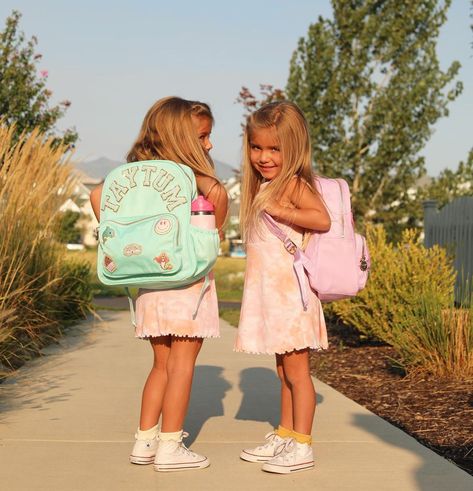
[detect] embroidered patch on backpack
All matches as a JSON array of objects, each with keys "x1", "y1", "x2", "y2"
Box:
[
  {"x1": 123, "y1": 243, "x2": 142, "y2": 256},
  {"x1": 154, "y1": 218, "x2": 172, "y2": 234},
  {"x1": 104, "y1": 255, "x2": 117, "y2": 272},
  {"x1": 154, "y1": 252, "x2": 173, "y2": 270},
  {"x1": 102, "y1": 226, "x2": 115, "y2": 243}
]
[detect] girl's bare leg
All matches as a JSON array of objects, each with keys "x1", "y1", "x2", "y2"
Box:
[
  {"x1": 280, "y1": 349, "x2": 315, "y2": 435},
  {"x1": 139, "y1": 336, "x2": 172, "y2": 430},
  {"x1": 276, "y1": 354, "x2": 294, "y2": 430},
  {"x1": 161, "y1": 336, "x2": 204, "y2": 432}
]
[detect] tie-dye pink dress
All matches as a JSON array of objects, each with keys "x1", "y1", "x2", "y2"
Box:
[
  {"x1": 134, "y1": 273, "x2": 219, "y2": 339},
  {"x1": 235, "y1": 211, "x2": 328, "y2": 355}
]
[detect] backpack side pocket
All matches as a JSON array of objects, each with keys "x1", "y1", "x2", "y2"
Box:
[{"x1": 189, "y1": 225, "x2": 220, "y2": 278}]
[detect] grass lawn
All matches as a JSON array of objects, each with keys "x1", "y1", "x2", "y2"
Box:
[
  {"x1": 213, "y1": 257, "x2": 245, "y2": 303},
  {"x1": 219, "y1": 309, "x2": 240, "y2": 327}
]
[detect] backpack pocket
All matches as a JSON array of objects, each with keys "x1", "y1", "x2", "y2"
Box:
[
  {"x1": 98, "y1": 213, "x2": 182, "y2": 281},
  {"x1": 189, "y1": 225, "x2": 220, "y2": 277}
]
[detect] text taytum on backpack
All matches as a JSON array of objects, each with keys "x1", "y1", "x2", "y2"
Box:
[
  {"x1": 96, "y1": 160, "x2": 220, "y2": 322},
  {"x1": 264, "y1": 177, "x2": 370, "y2": 308}
]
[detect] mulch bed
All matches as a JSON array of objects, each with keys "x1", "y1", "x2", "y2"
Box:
[{"x1": 310, "y1": 321, "x2": 473, "y2": 476}]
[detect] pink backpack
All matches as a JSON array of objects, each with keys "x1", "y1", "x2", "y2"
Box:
[{"x1": 263, "y1": 176, "x2": 370, "y2": 307}]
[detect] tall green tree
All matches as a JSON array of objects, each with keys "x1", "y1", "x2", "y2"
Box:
[
  {"x1": 0, "y1": 10, "x2": 77, "y2": 146},
  {"x1": 285, "y1": 0, "x2": 462, "y2": 238},
  {"x1": 423, "y1": 148, "x2": 473, "y2": 209}
]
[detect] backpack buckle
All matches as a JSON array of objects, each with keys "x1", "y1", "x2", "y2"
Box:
[{"x1": 284, "y1": 238, "x2": 297, "y2": 255}]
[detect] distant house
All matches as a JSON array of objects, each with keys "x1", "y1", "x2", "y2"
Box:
[
  {"x1": 60, "y1": 169, "x2": 102, "y2": 247},
  {"x1": 224, "y1": 176, "x2": 241, "y2": 239}
]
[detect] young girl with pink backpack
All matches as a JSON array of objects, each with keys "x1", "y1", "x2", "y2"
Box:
[
  {"x1": 236, "y1": 100, "x2": 369, "y2": 474},
  {"x1": 235, "y1": 101, "x2": 332, "y2": 474}
]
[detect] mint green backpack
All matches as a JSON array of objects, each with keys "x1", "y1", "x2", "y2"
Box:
[{"x1": 97, "y1": 160, "x2": 220, "y2": 323}]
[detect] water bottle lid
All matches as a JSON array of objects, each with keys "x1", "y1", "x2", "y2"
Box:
[{"x1": 191, "y1": 195, "x2": 214, "y2": 212}]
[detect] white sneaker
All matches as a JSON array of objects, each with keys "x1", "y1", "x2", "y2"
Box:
[
  {"x1": 153, "y1": 431, "x2": 209, "y2": 472},
  {"x1": 129, "y1": 436, "x2": 158, "y2": 465},
  {"x1": 240, "y1": 432, "x2": 288, "y2": 463},
  {"x1": 262, "y1": 439, "x2": 314, "y2": 474}
]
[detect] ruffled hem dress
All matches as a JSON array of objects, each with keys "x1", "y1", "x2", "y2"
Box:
[
  {"x1": 135, "y1": 272, "x2": 219, "y2": 339},
  {"x1": 235, "y1": 204, "x2": 328, "y2": 355}
]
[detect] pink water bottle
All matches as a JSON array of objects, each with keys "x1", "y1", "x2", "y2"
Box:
[{"x1": 191, "y1": 195, "x2": 215, "y2": 230}]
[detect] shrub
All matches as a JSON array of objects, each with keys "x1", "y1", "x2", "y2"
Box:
[
  {"x1": 56, "y1": 210, "x2": 82, "y2": 244},
  {"x1": 332, "y1": 225, "x2": 472, "y2": 377},
  {"x1": 333, "y1": 225, "x2": 456, "y2": 342},
  {"x1": 392, "y1": 297, "x2": 473, "y2": 378},
  {"x1": 54, "y1": 258, "x2": 93, "y2": 320}
]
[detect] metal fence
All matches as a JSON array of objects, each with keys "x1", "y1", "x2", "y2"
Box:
[{"x1": 423, "y1": 197, "x2": 473, "y2": 302}]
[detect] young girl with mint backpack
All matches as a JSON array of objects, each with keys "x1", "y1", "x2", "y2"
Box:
[{"x1": 90, "y1": 96, "x2": 228, "y2": 472}]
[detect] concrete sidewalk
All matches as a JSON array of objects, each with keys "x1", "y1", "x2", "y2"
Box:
[{"x1": 0, "y1": 311, "x2": 471, "y2": 490}]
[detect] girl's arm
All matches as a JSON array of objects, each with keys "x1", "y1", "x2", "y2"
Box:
[
  {"x1": 90, "y1": 183, "x2": 103, "y2": 221},
  {"x1": 265, "y1": 179, "x2": 331, "y2": 232},
  {"x1": 195, "y1": 176, "x2": 229, "y2": 240}
]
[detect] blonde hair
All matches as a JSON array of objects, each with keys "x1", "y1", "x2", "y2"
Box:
[
  {"x1": 239, "y1": 101, "x2": 315, "y2": 241},
  {"x1": 126, "y1": 96, "x2": 216, "y2": 179}
]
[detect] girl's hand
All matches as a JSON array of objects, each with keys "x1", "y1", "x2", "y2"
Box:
[
  {"x1": 264, "y1": 199, "x2": 283, "y2": 218},
  {"x1": 266, "y1": 178, "x2": 331, "y2": 231}
]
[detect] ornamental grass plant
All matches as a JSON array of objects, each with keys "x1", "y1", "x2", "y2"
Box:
[{"x1": 0, "y1": 125, "x2": 92, "y2": 375}]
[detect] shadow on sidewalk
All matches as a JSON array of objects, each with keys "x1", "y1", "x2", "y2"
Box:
[
  {"x1": 0, "y1": 314, "x2": 109, "y2": 420},
  {"x1": 352, "y1": 413, "x2": 470, "y2": 490},
  {"x1": 184, "y1": 365, "x2": 232, "y2": 445},
  {"x1": 234, "y1": 367, "x2": 324, "y2": 428}
]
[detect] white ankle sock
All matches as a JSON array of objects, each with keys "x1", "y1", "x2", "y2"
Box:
[
  {"x1": 136, "y1": 423, "x2": 159, "y2": 440},
  {"x1": 159, "y1": 430, "x2": 182, "y2": 442}
]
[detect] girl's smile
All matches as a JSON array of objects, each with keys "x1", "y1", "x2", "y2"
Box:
[{"x1": 249, "y1": 127, "x2": 282, "y2": 180}]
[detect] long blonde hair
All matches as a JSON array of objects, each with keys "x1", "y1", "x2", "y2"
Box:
[
  {"x1": 239, "y1": 101, "x2": 315, "y2": 241},
  {"x1": 126, "y1": 96, "x2": 216, "y2": 179}
]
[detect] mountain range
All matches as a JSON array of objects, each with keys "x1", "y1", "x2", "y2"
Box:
[{"x1": 74, "y1": 156, "x2": 238, "y2": 181}]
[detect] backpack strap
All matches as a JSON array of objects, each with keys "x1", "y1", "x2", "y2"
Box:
[
  {"x1": 262, "y1": 213, "x2": 312, "y2": 310},
  {"x1": 125, "y1": 287, "x2": 137, "y2": 327},
  {"x1": 192, "y1": 274, "x2": 211, "y2": 320},
  {"x1": 125, "y1": 277, "x2": 210, "y2": 327}
]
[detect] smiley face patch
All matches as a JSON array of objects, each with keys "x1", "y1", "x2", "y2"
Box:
[{"x1": 154, "y1": 218, "x2": 172, "y2": 234}]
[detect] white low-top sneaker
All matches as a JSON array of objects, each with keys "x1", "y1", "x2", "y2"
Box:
[
  {"x1": 129, "y1": 437, "x2": 158, "y2": 465},
  {"x1": 154, "y1": 431, "x2": 209, "y2": 472},
  {"x1": 262, "y1": 439, "x2": 314, "y2": 474},
  {"x1": 240, "y1": 432, "x2": 288, "y2": 463}
]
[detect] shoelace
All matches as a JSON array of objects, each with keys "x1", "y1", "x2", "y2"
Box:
[
  {"x1": 176, "y1": 432, "x2": 198, "y2": 458},
  {"x1": 276, "y1": 438, "x2": 296, "y2": 460},
  {"x1": 256, "y1": 432, "x2": 278, "y2": 449},
  {"x1": 256, "y1": 432, "x2": 287, "y2": 454}
]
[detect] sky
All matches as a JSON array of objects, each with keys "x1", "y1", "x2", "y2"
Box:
[{"x1": 1, "y1": 0, "x2": 471, "y2": 177}]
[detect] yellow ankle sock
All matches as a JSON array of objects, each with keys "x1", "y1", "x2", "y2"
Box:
[
  {"x1": 291, "y1": 430, "x2": 312, "y2": 445},
  {"x1": 275, "y1": 425, "x2": 293, "y2": 438}
]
